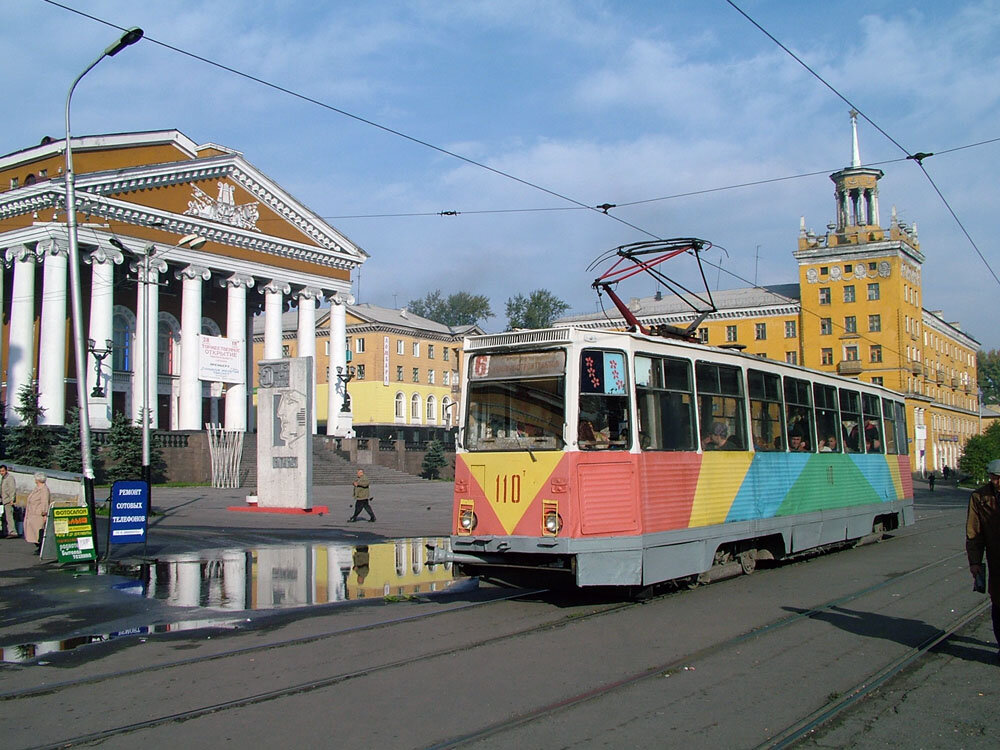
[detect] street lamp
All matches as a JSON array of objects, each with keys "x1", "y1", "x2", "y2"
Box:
[
  {"x1": 87, "y1": 338, "x2": 114, "y2": 398},
  {"x1": 336, "y1": 365, "x2": 356, "y2": 413},
  {"x1": 65, "y1": 26, "x2": 144, "y2": 552}
]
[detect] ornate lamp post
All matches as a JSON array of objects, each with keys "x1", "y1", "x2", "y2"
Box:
[
  {"x1": 87, "y1": 338, "x2": 114, "y2": 398},
  {"x1": 336, "y1": 365, "x2": 356, "y2": 412},
  {"x1": 65, "y1": 27, "x2": 144, "y2": 550}
]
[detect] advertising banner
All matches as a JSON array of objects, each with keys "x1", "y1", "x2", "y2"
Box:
[
  {"x1": 52, "y1": 506, "x2": 97, "y2": 563},
  {"x1": 109, "y1": 480, "x2": 149, "y2": 545},
  {"x1": 199, "y1": 334, "x2": 244, "y2": 383}
]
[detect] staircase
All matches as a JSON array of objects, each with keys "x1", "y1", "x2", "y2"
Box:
[{"x1": 238, "y1": 434, "x2": 424, "y2": 488}]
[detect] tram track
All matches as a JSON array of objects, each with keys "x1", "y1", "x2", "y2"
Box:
[{"x1": 12, "y1": 546, "x2": 968, "y2": 750}]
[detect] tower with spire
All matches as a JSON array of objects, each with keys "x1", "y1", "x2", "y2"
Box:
[{"x1": 793, "y1": 111, "x2": 925, "y2": 394}]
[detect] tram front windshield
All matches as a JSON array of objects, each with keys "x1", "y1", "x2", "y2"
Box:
[{"x1": 464, "y1": 351, "x2": 566, "y2": 451}]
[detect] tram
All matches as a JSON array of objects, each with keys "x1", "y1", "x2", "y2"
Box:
[{"x1": 429, "y1": 325, "x2": 914, "y2": 588}]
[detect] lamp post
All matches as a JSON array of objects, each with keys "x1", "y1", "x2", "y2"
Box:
[
  {"x1": 335, "y1": 365, "x2": 356, "y2": 413},
  {"x1": 65, "y1": 27, "x2": 144, "y2": 551},
  {"x1": 87, "y1": 338, "x2": 114, "y2": 398}
]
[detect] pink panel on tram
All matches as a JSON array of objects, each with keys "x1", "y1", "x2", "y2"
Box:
[
  {"x1": 638, "y1": 452, "x2": 702, "y2": 531},
  {"x1": 896, "y1": 455, "x2": 914, "y2": 497},
  {"x1": 575, "y1": 456, "x2": 639, "y2": 536}
]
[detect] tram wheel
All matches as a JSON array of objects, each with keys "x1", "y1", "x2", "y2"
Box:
[{"x1": 738, "y1": 550, "x2": 757, "y2": 575}]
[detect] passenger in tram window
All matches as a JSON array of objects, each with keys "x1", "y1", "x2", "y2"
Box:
[
  {"x1": 702, "y1": 421, "x2": 739, "y2": 451},
  {"x1": 819, "y1": 435, "x2": 838, "y2": 452},
  {"x1": 789, "y1": 432, "x2": 809, "y2": 452},
  {"x1": 864, "y1": 420, "x2": 881, "y2": 452},
  {"x1": 844, "y1": 422, "x2": 861, "y2": 452}
]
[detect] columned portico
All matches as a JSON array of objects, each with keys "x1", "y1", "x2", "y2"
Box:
[
  {"x1": 327, "y1": 291, "x2": 354, "y2": 437},
  {"x1": 222, "y1": 273, "x2": 254, "y2": 431},
  {"x1": 296, "y1": 286, "x2": 322, "y2": 433},
  {"x1": 84, "y1": 244, "x2": 123, "y2": 429},
  {"x1": 37, "y1": 240, "x2": 68, "y2": 425},
  {"x1": 178, "y1": 265, "x2": 212, "y2": 430},
  {"x1": 132, "y1": 253, "x2": 167, "y2": 429},
  {"x1": 5, "y1": 244, "x2": 39, "y2": 425}
]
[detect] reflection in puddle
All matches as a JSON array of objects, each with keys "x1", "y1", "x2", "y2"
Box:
[{"x1": 0, "y1": 538, "x2": 470, "y2": 664}]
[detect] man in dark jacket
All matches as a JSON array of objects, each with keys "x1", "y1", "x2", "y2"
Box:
[
  {"x1": 349, "y1": 469, "x2": 376, "y2": 523},
  {"x1": 966, "y1": 458, "x2": 1000, "y2": 658}
]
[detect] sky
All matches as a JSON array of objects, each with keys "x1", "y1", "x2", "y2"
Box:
[{"x1": 4, "y1": 0, "x2": 1000, "y2": 347}]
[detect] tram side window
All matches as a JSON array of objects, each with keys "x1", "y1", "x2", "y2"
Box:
[
  {"x1": 882, "y1": 397, "x2": 899, "y2": 454},
  {"x1": 839, "y1": 389, "x2": 863, "y2": 453},
  {"x1": 696, "y1": 361, "x2": 747, "y2": 451},
  {"x1": 814, "y1": 383, "x2": 841, "y2": 452},
  {"x1": 578, "y1": 349, "x2": 631, "y2": 450},
  {"x1": 894, "y1": 401, "x2": 908, "y2": 454},
  {"x1": 635, "y1": 354, "x2": 695, "y2": 451},
  {"x1": 748, "y1": 369, "x2": 784, "y2": 451},
  {"x1": 784, "y1": 377, "x2": 815, "y2": 452},
  {"x1": 862, "y1": 393, "x2": 884, "y2": 453}
]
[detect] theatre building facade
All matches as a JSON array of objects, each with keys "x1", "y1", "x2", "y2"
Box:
[{"x1": 0, "y1": 130, "x2": 365, "y2": 437}]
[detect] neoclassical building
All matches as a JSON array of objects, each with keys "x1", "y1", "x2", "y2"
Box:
[
  {"x1": 560, "y1": 115, "x2": 979, "y2": 474},
  {"x1": 0, "y1": 130, "x2": 365, "y2": 436}
]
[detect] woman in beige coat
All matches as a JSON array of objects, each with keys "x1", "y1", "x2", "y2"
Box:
[{"x1": 24, "y1": 473, "x2": 51, "y2": 549}]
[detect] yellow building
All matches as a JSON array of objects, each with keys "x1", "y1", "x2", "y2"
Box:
[
  {"x1": 253, "y1": 302, "x2": 479, "y2": 444},
  {"x1": 561, "y1": 114, "x2": 979, "y2": 475}
]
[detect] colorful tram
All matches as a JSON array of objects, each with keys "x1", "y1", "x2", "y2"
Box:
[{"x1": 430, "y1": 326, "x2": 914, "y2": 588}]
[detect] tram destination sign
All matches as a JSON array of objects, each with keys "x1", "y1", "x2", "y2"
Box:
[
  {"x1": 470, "y1": 351, "x2": 566, "y2": 380},
  {"x1": 109, "y1": 480, "x2": 149, "y2": 545},
  {"x1": 52, "y1": 506, "x2": 97, "y2": 563}
]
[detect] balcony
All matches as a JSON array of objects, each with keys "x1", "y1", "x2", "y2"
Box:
[
  {"x1": 951, "y1": 377, "x2": 960, "y2": 388},
  {"x1": 910, "y1": 362, "x2": 922, "y2": 375},
  {"x1": 837, "y1": 360, "x2": 863, "y2": 375}
]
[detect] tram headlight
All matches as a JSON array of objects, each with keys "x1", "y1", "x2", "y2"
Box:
[
  {"x1": 542, "y1": 499, "x2": 562, "y2": 536},
  {"x1": 459, "y1": 509, "x2": 478, "y2": 532}
]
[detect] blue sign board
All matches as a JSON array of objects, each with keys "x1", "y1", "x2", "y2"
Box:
[{"x1": 109, "y1": 480, "x2": 149, "y2": 545}]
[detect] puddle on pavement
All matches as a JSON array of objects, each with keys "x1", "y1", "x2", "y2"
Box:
[{"x1": 1, "y1": 536, "x2": 471, "y2": 664}]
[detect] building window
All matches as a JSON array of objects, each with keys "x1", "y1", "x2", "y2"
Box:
[
  {"x1": 397, "y1": 339, "x2": 404, "y2": 355},
  {"x1": 394, "y1": 392, "x2": 405, "y2": 419},
  {"x1": 755, "y1": 323, "x2": 767, "y2": 340},
  {"x1": 819, "y1": 287, "x2": 831, "y2": 305},
  {"x1": 396, "y1": 365, "x2": 403, "y2": 382},
  {"x1": 821, "y1": 348, "x2": 833, "y2": 366},
  {"x1": 845, "y1": 345, "x2": 859, "y2": 361},
  {"x1": 428, "y1": 369, "x2": 435, "y2": 384},
  {"x1": 870, "y1": 345, "x2": 883, "y2": 363},
  {"x1": 428, "y1": 344, "x2": 435, "y2": 359},
  {"x1": 158, "y1": 321, "x2": 175, "y2": 374},
  {"x1": 726, "y1": 325, "x2": 738, "y2": 342},
  {"x1": 872, "y1": 376, "x2": 884, "y2": 386},
  {"x1": 820, "y1": 266, "x2": 828, "y2": 275},
  {"x1": 820, "y1": 318, "x2": 832, "y2": 335},
  {"x1": 843, "y1": 285, "x2": 855, "y2": 303},
  {"x1": 443, "y1": 371, "x2": 451, "y2": 386},
  {"x1": 112, "y1": 312, "x2": 132, "y2": 371},
  {"x1": 412, "y1": 342, "x2": 420, "y2": 357},
  {"x1": 410, "y1": 393, "x2": 421, "y2": 421},
  {"x1": 844, "y1": 316, "x2": 857, "y2": 334},
  {"x1": 698, "y1": 327, "x2": 709, "y2": 343},
  {"x1": 356, "y1": 364, "x2": 365, "y2": 380},
  {"x1": 784, "y1": 320, "x2": 796, "y2": 338},
  {"x1": 868, "y1": 262, "x2": 877, "y2": 272},
  {"x1": 412, "y1": 367, "x2": 420, "y2": 383},
  {"x1": 868, "y1": 282, "x2": 880, "y2": 301},
  {"x1": 786, "y1": 351, "x2": 798, "y2": 365},
  {"x1": 443, "y1": 348, "x2": 450, "y2": 361},
  {"x1": 869, "y1": 314, "x2": 881, "y2": 332},
  {"x1": 844, "y1": 264, "x2": 853, "y2": 274},
  {"x1": 282, "y1": 344, "x2": 290, "y2": 357},
  {"x1": 426, "y1": 395, "x2": 437, "y2": 424},
  {"x1": 355, "y1": 338, "x2": 365, "y2": 353}
]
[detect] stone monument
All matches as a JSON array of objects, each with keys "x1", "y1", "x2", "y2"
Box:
[{"x1": 256, "y1": 357, "x2": 313, "y2": 509}]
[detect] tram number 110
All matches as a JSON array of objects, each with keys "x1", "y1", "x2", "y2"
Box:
[{"x1": 494, "y1": 474, "x2": 521, "y2": 504}]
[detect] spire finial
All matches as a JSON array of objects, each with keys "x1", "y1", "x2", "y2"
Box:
[{"x1": 850, "y1": 109, "x2": 861, "y2": 167}]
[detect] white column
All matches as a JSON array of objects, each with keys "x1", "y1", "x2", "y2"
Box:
[
  {"x1": 37, "y1": 241, "x2": 68, "y2": 425},
  {"x1": 222, "y1": 274, "x2": 254, "y2": 431},
  {"x1": 262, "y1": 280, "x2": 289, "y2": 360},
  {"x1": 177, "y1": 265, "x2": 211, "y2": 430},
  {"x1": 132, "y1": 253, "x2": 167, "y2": 429},
  {"x1": 296, "y1": 287, "x2": 321, "y2": 434},
  {"x1": 326, "y1": 291, "x2": 354, "y2": 437},
  {"x1": 83, "y1": 245, "x2": 123, "y2": 429},
  {"x1": 5, "y1": 244, "x2": 39, "y2": 425}
]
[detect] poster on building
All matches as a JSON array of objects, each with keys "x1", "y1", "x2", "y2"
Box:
[
  {"x1": 51, "y1": 506, "x2": 97, "y2": 563},
  {"x1": 109, "y1": 480, "x2": 149, "y2": 545},
  {"x1": 199, "y1": 334, "x2": 244, "y2": 383}
]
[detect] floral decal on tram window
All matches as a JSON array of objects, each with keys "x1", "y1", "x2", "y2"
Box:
[
  {"x1": 581, "y1": 350, "x2": 626, "y2": 395},
  {"x1": 578, "y1": 350, "x2": 630, "y2": 451}
]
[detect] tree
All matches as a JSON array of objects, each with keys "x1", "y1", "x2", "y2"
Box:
[
  {"x1": 505, "y1": 289, "x2": 570, "y2": 330},
  {"x1": 104, "y1": 411, "x2": 166, "y2": 485},
  {"x1": 5, "y1": 381, "x2": 53, "y2": 469},
  {"x1": 421, "y1": 439, "x2": 448, "y2": 480},
  {"x1": 407, "y1": 290, "x2": 492, "y2": 327},
  {"x1": 54, "y1": 408, "x2": 84, "y2": 474},
  {"x1": 960, "y1": 422, "x2": 1000, "y2": 485},
  {"x1": 978, "y1": 349, "x2": 1000, "y2": 404}
]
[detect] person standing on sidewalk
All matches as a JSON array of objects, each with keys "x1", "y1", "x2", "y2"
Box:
[
  {"x1": 966, "y1": 458, "x2": 1000, "y2": 659},
  {"x1": 24, "y1": 473, "x2": 51, "y2": 551},
  {"x1": 349, "y1": 469, "x2": 376, "y2": 523},
  {"x1": 0, "y1": 465, "x2": 17, "y2": 537},
  {"x1": 928, "y1": 472, "x2": 936, "y2": 492}
]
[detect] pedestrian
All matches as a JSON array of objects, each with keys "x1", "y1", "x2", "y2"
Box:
[
  {"x1": 24, "y1": 472, "x2": 52, "y2": 551},
  {"x1": 349, "y1": 469, "x2": 376, "y2": 523},
  {"x1": 928, "y1": 472, "x2": 936, "y2": 492},
  {"x1": 0, "y1": 465, "x2": 17, "y2": 538},
  {"x1": 966, "y1": 458, "x2": 1000, "y2": 660}
]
